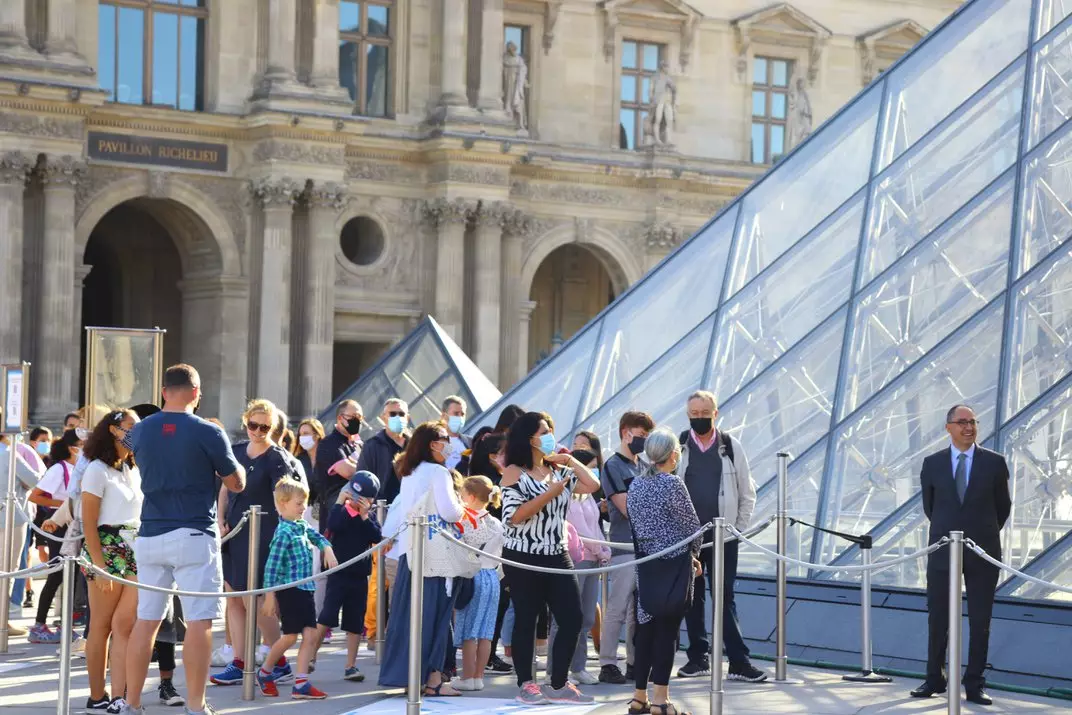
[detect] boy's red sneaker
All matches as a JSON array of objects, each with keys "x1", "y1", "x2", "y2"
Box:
[
  {"x1": 257, "y1": 670, "x2": 279, "y2": 697},
  {"x1": 292, "y1": 681, "x2": 327, "y2": 700}
]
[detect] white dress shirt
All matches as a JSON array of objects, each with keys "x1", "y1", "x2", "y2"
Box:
[{"x1": 950, "y1": 442, "x2": 976, "y2": 487}]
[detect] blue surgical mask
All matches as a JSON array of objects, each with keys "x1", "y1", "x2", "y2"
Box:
[
  {"x1": 591, "y1": 467, "x2": 600, "y2": 480},
  {"x1": 35, "y1": 441, "x2": 49, "y2": 456},
  {"x1": 539, "y1": 433, "x2": 557, "y2": 455},
  {"x1": 388, "y1": 415, "x2": 405, "y2": 434},
  {"x1": 447, "y1": 415, "x2": 465, "y2": 434}
]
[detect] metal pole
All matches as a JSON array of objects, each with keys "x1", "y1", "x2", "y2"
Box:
[
  {"x1": 710, "y1": 517, "x2": 725, "y2": 715},
  {"x1": 407, "y1": 515, "x2": 427, "y2": 715},
  {"x1": 843, "y1": 538, "x2": 891, "y2": 683},
  {"x1": 775, "y1": 452, "x2": 789, "y2": 681},
  {"x1": 56, "y1": 557, "x2": 76, "y2": 715},
  {"x1": 241, "y1": 507, "x2": 261, "y2": 702},
  {"x1": 375, "y1": 499, "x2": 387, "y2": 665},
  {"x1": 0, "y1": 433, "x2": 19, "y2": 654},
  {"x1": 948, "y1": 531, "x2": 963, "y2": 715}
]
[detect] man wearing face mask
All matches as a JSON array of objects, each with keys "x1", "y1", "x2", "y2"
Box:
[
  {"x1": 597, "y1": 411, "x2": 654, "y2": 684},
  {"x1": 676, "y1": 390, "x2": 764, "y2": 682},
  {"x1": 313, "y1": 400, "x2": 364, "y2": 534},
  {"x1": 440, "y1": 396, "x2": 470, "y2": 471},
  {"x1": 357, "y1": 398, "x2": 409, "y2": 504}
]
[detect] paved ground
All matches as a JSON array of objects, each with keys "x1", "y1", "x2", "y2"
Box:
[{"x1": 0, "y1": 604, "x2": 1068, "y2": 714}]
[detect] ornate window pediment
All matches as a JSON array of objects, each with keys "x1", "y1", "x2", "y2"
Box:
[
  {"x1": 600, "y1": 0, "x2": 703, "y2": 70},
  {"x1": 731, "y1": 3, "x2": 831, "y2": 84},
  {"x1": 858, "y1": 19, "x2": 927, "y2": 85},
  {"x1": 507, "y1": 0, "x2": 564, "y2": 53}
]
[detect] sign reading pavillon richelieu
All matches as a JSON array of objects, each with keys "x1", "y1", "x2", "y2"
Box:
[{"x1": 87, "y1": 131, "x2": 228, "y2": 172}]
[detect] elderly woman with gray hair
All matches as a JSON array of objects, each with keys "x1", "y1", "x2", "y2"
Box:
[{"x1": 626, "y1": 428, "x2": 702, "y2": 715}]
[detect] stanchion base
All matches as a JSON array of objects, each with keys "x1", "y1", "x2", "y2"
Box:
[
  {"x1": 0, "y1": 648, "x2": 28, "y2": 658},
  {"x1": 843, "y1": 672, "x2": 894, "y2": 683},
  {"x1": 767, "y1": 677, "x2": 806, "y2": 685}
]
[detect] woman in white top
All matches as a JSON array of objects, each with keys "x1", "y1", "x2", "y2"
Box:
[
  {"x1": 80, "y1": 410, "x2": 144, "y2": 712},
  {"x1": 378, "y1": 422, "x2": 465, "y2": 695}
]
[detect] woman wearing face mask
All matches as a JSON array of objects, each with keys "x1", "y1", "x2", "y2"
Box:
[
  {"x1": 294, "y1": 419, "x2": 325, "y2": 486},
  {"x1": 500, "y1": 412, "x2": 601, "y2": 705},
  {"x1": 378, "y1": 422, "x2": 465, "y2": 695},
  {"x1": 28, "y1": 428, "x2": 83, "y2": 644},
  {"x1": 570, "y1": 431, "x2": 607, "y2": 653}
]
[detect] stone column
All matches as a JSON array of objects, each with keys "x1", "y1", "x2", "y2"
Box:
[
  {"x1": 518, "y1": 300, "x2": 537, "y2": 380},
  {"x1": 311, "y1": 0, "x2": 341, "y2": 89},
  {"x1": 473, "y1": 203, "x2": 504, "y2": 383},
  {"x1": 300, "y1": 183, "x2": 344, "y2": 417},
  {"x1": 265, "y1": 0, "x2": 298, "y2": 84},
  {"x1": 0, "y1": 2, "x2": 29, "y2": 54},
  {"x1": 252, "y1": 178, "x2": 298, "y2": 410},
  {"x1": 46, "y1": 0, "x2": 78, "y2": 55},
  {"x1": 498, "y1": 210, "x2": 526, "y2": 386},
  {"x1": 427, "y1": 198, "x2": 472, "y2": 342},
  {"x1": 70, "y1": 263, "x2": 92, "y2": 404},
  {"x1": 439, "y1": 0, "x2": 468, "y2": 106},
  {"x1": 36, "y1": 157, "x2": 84, "y2": 423},
  {"x1": 476, "y1": 0, "x2": 505, "y2": 111},
  {"x1": 0, "y1": 154, "x2": 31, "y2": 364}
]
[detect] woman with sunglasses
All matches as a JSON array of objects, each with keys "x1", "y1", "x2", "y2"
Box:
[{"x1": 211, "y1": 399, "x2": 303, "y2": 686}]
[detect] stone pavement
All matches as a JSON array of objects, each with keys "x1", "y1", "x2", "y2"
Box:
[{"x1": 0, "y1": 605, "x2": 1068, "y2": 714}]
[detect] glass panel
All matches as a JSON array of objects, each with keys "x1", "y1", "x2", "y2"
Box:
[
  {"x1": 1002, "y1": 380, "x2": 1072, "y2": 578},
  {"x1": 117, "y1": 7, "x2": 144, "y2": 105},
  {"x1": 351, "y1": 371, "x2": 397, "y2": 440},
  {"x1": 571, "y1": 318, "x2": 714, "y2": 450},
  {"x1": 504, "y1": 26, "x2": 524, "y2": 52},
  {"x1": 390, "y1": 333, "x2": 450, "y2": 405},
  {"x1": 1019, "y1": 117, "x2": 1072, "y2": 277},
  {"x1": 1026, "y1": 18, "x2": 1072, "y2": 150},
  {"x1": 368, "y1": 5, "x2": 389, "y2": 35},
  {"x1": 98, "y1": 4, "x2": 116, "y2": 101},
  {"x1": 339, "y1": 40, "x2": 358, "y2": 101},
  {"x1": 340, "y1": 0, "x2": 360, "y2": 33},
  {"x1": 641, "y1": 77, "x2": 651, "y2": 103},
  {"x1": 771, "y1": 93, "x2": 786, "y2": 119},
  {"x1": 718, "y1": 311, "x2": 845, "y2": 491},
  {"x1": 642, "y1": 44, "x2": 659, "y2": 71},
  {"x1": 826, "y1": 497, "x2": 931, "y2": 588},
  {"x1": 152, "y1": 12, "x2": 178, "y2": 107},
  {"x1": 770, "y1": 125, "x2": 785, "y2": 159},
  {"x1": 739, "y1": 442, "x2": 827, "y2": 579},
  {"x1": 861, "y1": 62, "x2": 1024, "y2": 286},
  {"x1": 875, "y1": 0, "x2": 1031, "y2": 171},
  {"x1": 772, "y1": 60, "x2": 789, "y2": 87},
  {"x1": 621, "y1": 77, "x2": 636, "y2": 103},
  {"x1": 577, "y1": 207, "x2": 737, "y2": 419},
  {"x1": 620, "y1": 109, "x2": 636, "y2": 150},
  {"x1": 842, "y1": 176, "x2": 1014, "y2": 417},
  {"x1": 817, "y1": 301, "x2": 1004, "y2": 565},
  {"x1": 366, "y1": 44, "x2": 389, "y2": 116},
  {"x1": 1006, "y1": 534, "x2": 1072, "y2": 602},
  {"x1": 621, "y1": 41, "x2": 636, "y2": 69},
  {"x1": 752, "y1": 91, "x2": 766, "y2": 117},
  {"x1": 753, "y1": 57, "x2": 768, "y2": 85},
  {"x1": 1036, "y1": 0, "x2": 1072, "y2": 39},
  {"x1": 412, "y1": 374, "x2": 464, "y2": 427},
  {"x1": 178, "y1": 16, "x2": 202, "y2": 111},
  {"x1": 712, "y1": 194, "x2": 863, "y2": 401},
  {"x1": 751, "y1": 123, "x2": 765, "y2": 163},
  {"x1": 729, "y1": 86, "x2": 880, "y2": 294},
  {"x1": 1005, "y1": 246, "x2": 1072, "y2": 418}
]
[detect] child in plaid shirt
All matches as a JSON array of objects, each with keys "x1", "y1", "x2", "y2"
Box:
[{"x1": 258, "y1": 479, "x2": 338, "y2": 699}]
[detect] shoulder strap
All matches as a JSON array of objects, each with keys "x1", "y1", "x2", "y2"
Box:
[
  {"x1": 720, "y1": 431, "x2": 734, "y2": 465},
  {"x1": 61, "y1": 461, "x2": 70, "y2": 489},
  {"x1": 679, "y1": 431, "x2": 690, "y2": 448}
]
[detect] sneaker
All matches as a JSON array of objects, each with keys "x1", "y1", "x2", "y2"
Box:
[
  {"x1": 118, "y1": 703, "x2": 145, "y2": 715},
  {"x1": 28, "y1": 624, "x2": 60, "y2": 644},
  {"x1": 486, "y1": 654, "x2": 513, "y2": 674},
  {"x1": 159, "y1": 680, "x2": 185, "y2": 706},
  {"x1": 343, "y1": 666, "x2": 365, "y2": 682},
  {"x1": 23, "y1": 590, "x2": 33, "y2": 608},
  {"x1": 544, "y1": 683, "x2": 595, "y2": 704},
  {"x1": 209, "y1": 662, "x2": 244, "y2": 686},
  {"x1": 86, "y1": 695, "x2": 112, "y2": 710},
  {"x1": 599, "y1": 664, "x2": 627, "y2": 684},
  {"x1": 453, "y1": 678, "x2": 480, "y2": 691},
  {"x1": 570, "y1": 670, "x2": 599, "y2": 685},
  {"x1": 323, "y1": 628, "x2": 334, "y2": 643},
  {"x1": 728, "y1": 661, "x2": 768, "y2": 683},
  {"x1": 106, "y1": 698, "x2": 127, "y2": 714},
  {"x1": 257, "y1": 670, "x2": 279, "y2": 697},
  {"x1": 516, "y1": 681, "x2": 547, "y2": 705},
  {"x1": 677, "y1": 661, "x2": 711, "y2": 678},
  {"x1": 210, "y1": 644, "x2": 234, "y2": 667},
  {"x1": 291, "y1": 681, "x2": 327, "y2": 700},
  {"x1": 625, "y1": 663, "x2": 634, "y2": 680},
  {"x1": 73, "y1": 610, "x2": 87, "y2": 627},
  {"x1": 475, "y1": 679, "x2": 485, "y2": 691},
  {"x1": 183, "y1": 705, "x2": 219, "y2": 715},
  {"x1": 255, "y1": 644, "x2": 270, "y2": 665},
  {"x1": 272, "y1": 662, "x2": 294, "y2": 684}
]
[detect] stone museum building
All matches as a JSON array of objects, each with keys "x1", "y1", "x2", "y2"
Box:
[{"x1": 0, "y1": 0, "x2": 960, "y2": 427}]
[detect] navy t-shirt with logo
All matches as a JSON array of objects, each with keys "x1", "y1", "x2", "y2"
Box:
[{"x1": 131, "y1": 411, "x2": 242, "y2": 538}]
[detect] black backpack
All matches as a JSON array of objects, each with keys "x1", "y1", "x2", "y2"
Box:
[{"x1": 679, "y1": 430, "x2": 734, "y2": 464}]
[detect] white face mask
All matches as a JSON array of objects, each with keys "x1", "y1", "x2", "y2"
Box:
[{"x1": 299, "y1": 435, "x2": 316, "y2": 451}]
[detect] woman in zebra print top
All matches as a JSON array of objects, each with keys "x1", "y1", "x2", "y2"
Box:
[{"x1": 499, "y1": 411, "x2": 601, "y2": 706}]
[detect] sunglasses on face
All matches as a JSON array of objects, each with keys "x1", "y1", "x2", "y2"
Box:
[
  {"x1": 246, "y1": 422, "x2": 271, "y2": 434},
  {"x1": 387, "y1": 411, "x2": 406, "y2": 417}
]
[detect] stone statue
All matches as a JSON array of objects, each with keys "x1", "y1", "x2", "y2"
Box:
[
  {"x1": 502, "y1": 41, "x2": 529, "y2": 131},
  {"x1": 649, "y1": 59, "x2": 677, "y2": 147},
  {"x1": 787, "y1": 76, "x2": 813, "y2": 148}
]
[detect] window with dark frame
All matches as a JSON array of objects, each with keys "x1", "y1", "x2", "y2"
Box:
[
  {"x1": 751, "y1": 56, "x2": 792, "y2": 164},
  {"x1": 98, "y1": 0, "x2": 207, "y2": 112},
  {"x1": 338, "y1": 0, "x2": 392, "y2": 117},
  {"x1": 504, "y1": 24, "x2": 530, "y2": 123},
  {"x1": 619, "y1": 40, "x2": 663, "y2": 150}
]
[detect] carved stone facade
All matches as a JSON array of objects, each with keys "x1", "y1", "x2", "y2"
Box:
[{"x1": 0, "y1": 0, "x2": 959, "y2": 426}]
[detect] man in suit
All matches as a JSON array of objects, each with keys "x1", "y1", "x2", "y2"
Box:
[{"x1": 911, "y1": 404, "x2": 1011, "y2": 706}]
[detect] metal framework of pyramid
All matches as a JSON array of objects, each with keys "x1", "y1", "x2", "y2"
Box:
[
  {"x1": 472, "y1": 0, "x2": 1072, "y2": 603},
  {"x1": 322, "y1": 316, "x2": 501, "y2": 442}
]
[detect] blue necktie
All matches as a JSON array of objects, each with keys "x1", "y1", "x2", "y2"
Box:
[{"x1": 955, "y1": 453, "x2": 967, "y2": 503}]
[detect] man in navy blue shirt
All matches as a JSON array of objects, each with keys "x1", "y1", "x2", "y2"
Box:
[{"x1": 122, "y1": 364, "x2": 245, "y2": 715}]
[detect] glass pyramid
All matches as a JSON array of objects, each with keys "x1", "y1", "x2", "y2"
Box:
[
  {"x1": 471, "y1": 0, "x2": 1072, "y2": 601},
  {"x1": 321, "y1": 316, "x2": 501, "y2": 442}
]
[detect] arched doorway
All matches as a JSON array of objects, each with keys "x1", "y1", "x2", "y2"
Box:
[{"x1": 528, "y1": 244, "x2": 617, "y2": 369}]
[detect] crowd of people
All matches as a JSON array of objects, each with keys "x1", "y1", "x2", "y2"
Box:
[{"x1": 1, "y1": 362, "x2": 773, "y2": 715}]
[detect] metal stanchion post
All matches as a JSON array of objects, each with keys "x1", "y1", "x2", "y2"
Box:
[
  {"x1": 775, "y1": 451, "x2": 789, "y2": 682},
  {"x1": 948, "y1": 531, "x2": 964, "y2": 715},
  {"x1": 375, "y1": 499, "x2": 387, "y2": 665},
  {"x1": 843, "y1": 537, "x2": 892, "y2": 683},
  {"x1": 0, "y1": 432, "x2": 20, "y2": 655},
  {"x1": 407, "y1": 515, "x2": 427, "y2": 715},
  {"x1": 710, "y1": 518, "x2": 725, "y2": 715},
  {"x1": 56, "y1": 557, "x2": 76, "y2": 715},
  {"x1": 241, "y1": 507, "x2": 262, "y2": 702}
]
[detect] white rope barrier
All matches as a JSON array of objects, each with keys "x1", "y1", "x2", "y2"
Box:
[
  {"x1": 0, "y1": 560, "x2": 65, "y2": 580},
  {"x1": 964, "y1": 539, "x2": 1072, "y2": 595},
  {"x1": 14, "y1": 500, "x2": 84, "y2": 543},
  {"x1": 578, "y1": 514, "x2": 777, "y2": 551},
  {"x1": 219, "y1": 513, "x2": 248, "y2": 544}
]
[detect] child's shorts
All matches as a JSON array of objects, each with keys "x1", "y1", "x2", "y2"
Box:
[
  {"x1": 317, "y1": 575, "x2": 368, "y2": 635},
  {"x1": 276, "y1": 587, "x2": 317, "y2": 635}
]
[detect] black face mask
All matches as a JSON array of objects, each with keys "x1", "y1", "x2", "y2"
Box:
[
  {"x1": 690, "y1": 417, "x2": 713, "y2": 435},
  {"x1": 344, "y1": 417, "x2": 362, "y2": 436},
  {"x1": 572, "y1": 449, "x2": 596, "y2": 465},
  {"x1": 628, "y1": 435, "x2": 647, "y2": 455}
]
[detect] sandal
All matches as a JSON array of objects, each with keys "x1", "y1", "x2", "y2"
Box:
[
  {"x1": 652, "y1": 703, "x2": 691, "y2": 715},
  {"x1": 628, "y1": 698, "x2": 652, "y2": 714},
  {"x1": 424, "y1": 682, "x2": 462, "y2": 697}
]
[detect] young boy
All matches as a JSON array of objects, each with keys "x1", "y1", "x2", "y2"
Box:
[
  {"x1": 313, "y1": 471, "x2": 382, "y2": 681},
  {"x1": 258, "y1": 478, "x2": 338, "y2": 699}
]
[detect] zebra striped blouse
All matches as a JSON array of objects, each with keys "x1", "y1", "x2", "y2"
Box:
[{"x1": 501, "y1": 468, "x2": 573, "y2": 556}]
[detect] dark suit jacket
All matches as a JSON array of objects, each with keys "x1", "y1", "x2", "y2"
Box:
[{"x1": 920, "y1": 445, "x2": 1011, "y2": 572}]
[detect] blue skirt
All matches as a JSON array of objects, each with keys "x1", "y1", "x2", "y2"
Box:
[
  {"x1": 378, "y1": 555, "x2": 458, "y2": 687},
  {"x1": 455, "y1": 568, "x2": 500, "y2": 641}
]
